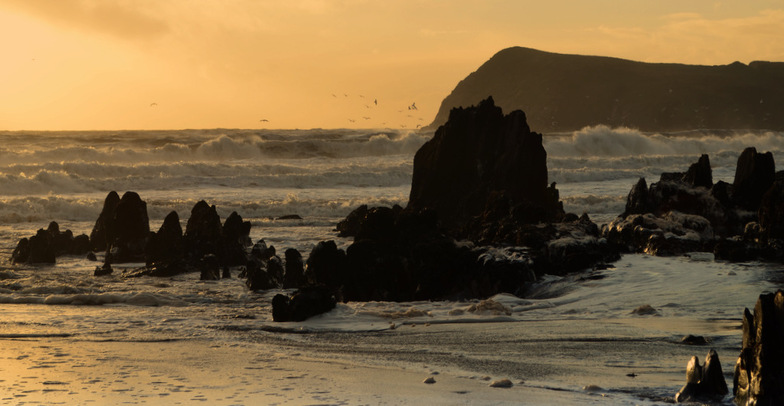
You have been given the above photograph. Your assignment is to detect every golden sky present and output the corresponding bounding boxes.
[1,0,783,131]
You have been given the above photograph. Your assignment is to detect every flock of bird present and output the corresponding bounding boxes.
[331,94,426,129]
[150,93,426,129]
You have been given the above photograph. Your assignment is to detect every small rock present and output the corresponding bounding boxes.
[681,334,709,345]
[583,384,603,392]
[423,377,436,384]
[631,304,659,316]
[489,379,513,388]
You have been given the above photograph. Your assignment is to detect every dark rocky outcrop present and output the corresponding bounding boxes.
[184,200,223,262]
[409,96,563,235]
[271,286,337,322]
[607,149,784,260]
[144,211,185,275]
[733,147,776,212]
[675,349,728,402]
[325,98,615,301]
[11,222,91,265]
[283,248,305,289]
[734,290,784,405]
[105,191,150,264]
[89,191,120,252]
[428,47,784,133]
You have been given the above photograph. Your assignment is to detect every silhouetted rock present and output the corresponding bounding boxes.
[27,229,56,264]
[221,211,252,267]
[184,200,222,261]
[272,286,337,322]
[304,241,347,289]
[199,254,220,280]
[759,180,784,242]
[605,212,714,256]
[245,258,277,291]
[409,97,563,236]
[145,211,185,274]
[10,238,30,264]
[283,248,305,289]
[428,47,784,133]
[733,147,775,212]
[734,290,784,405]
[336,205,368,237]
[90,191,120,251]
[70,234,91,255]
[683,154,713,189]
[105,191,150,264]
[624,178,651,216]
[675,349,728,402]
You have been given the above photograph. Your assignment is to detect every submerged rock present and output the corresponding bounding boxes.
[271,285,337,322]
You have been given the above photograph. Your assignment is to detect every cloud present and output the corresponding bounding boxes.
[2,0,169,41]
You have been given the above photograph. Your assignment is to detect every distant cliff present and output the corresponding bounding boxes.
[428,47,784,133]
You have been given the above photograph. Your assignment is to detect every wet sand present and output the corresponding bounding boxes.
[0,336,562,405]
[0,317,741,405]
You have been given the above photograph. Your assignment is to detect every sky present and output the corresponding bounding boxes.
[1,0,783,131]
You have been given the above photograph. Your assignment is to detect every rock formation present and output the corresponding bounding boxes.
[734,290,784,405]
[409,96,563,235]
[606,148,784,260]
[675,349,728,402]
[428,46,784,133]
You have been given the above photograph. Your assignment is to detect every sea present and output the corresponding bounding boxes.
[1,126,784,404]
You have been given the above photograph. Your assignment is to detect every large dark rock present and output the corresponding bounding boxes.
[304,241,347,289]
[758,180,784,242]
[27,229,56,264]
[220,211,252,267]
[408,96,563,235]
[733,147,775,212]
[105,191,150,264]
[675,349,728,402]
[335,204,368,238]
[144,211,186,275]
[624,178,651,216]
[683,154,713,189]
[272,286,337,322]
[283,248,305,289]
[184,200,223,261]
[89,191,120,251]
[734,290,784,405]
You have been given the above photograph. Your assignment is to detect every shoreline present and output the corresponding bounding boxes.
[1,313,742,405]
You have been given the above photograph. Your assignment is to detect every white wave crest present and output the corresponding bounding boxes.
[545,125,784,158]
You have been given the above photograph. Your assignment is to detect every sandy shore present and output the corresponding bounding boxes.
[0,336,613,405]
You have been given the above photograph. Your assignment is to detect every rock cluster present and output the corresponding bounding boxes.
[11,221,90,264]
[604,148,784,260]
[326,98,617,302]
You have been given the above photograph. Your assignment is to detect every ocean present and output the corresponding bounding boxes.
[1,126,784,404]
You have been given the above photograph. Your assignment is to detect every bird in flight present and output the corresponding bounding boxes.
[259,119,269,122]
[408,102,417,110]
[150,102,158,107]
